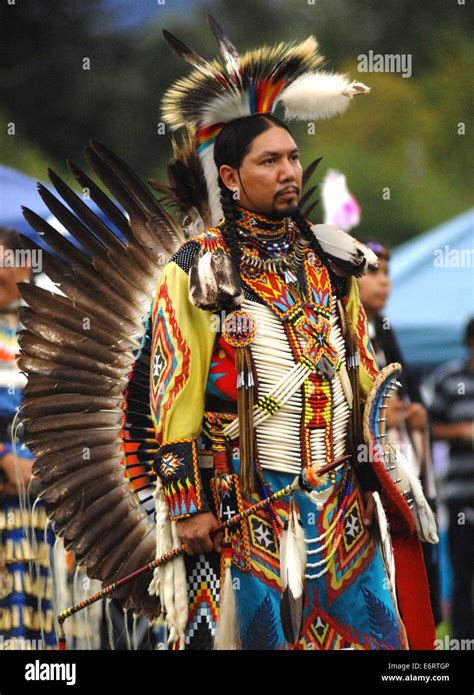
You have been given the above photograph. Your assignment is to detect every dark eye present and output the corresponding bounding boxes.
[263,158,275,164]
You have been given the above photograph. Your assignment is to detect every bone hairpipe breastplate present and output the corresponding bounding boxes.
[223,294,351,483]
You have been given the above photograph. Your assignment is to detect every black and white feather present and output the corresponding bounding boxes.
[311,223,379,277]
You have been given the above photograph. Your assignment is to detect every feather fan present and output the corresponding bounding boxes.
[17,140,198,619]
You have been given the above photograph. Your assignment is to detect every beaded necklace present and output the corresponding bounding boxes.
[234,205,310,298]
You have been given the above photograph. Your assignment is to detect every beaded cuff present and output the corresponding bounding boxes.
[153,437,211,520]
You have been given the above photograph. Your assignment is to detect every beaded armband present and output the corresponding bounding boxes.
[153,438,210,520]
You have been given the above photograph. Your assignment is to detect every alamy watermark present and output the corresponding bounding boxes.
[209,309,267,336]
[434,636,474,650]
[358,51,412,78]
[25,660,76,686]
[356,441,413,464]
[433,245,474,268]
[0,245,42,273]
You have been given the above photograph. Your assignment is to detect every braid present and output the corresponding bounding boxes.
[218,183,242,278]
[291,207,331,269]
[291,206,342,291]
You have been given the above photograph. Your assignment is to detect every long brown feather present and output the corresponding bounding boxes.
[161,29,220,79]
[104,526,155,600]
[207,14,240,79]
[24,411,121,435]
[33,448,122,484]
[22,373,121,398]
[47,169,154,296]
[19,310,130,365]
[299,184,318,209]
[19,331,127,380]
[67,160,159,275]
[87,140,184,255]
[18,355,125,395]
[302,156,323,188]
[302,200,319,220]
[18,236,142,339]
[21,394,121,418]
[25,428,120,458]
[30,178,152,308]
[17,283,139,353]
[62,487,128,539]
[90,522,148,580]
[38,464,121,506]
[49,472,125,526]
[70,499,135,555]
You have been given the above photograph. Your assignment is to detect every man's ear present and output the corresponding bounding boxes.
[219,164,239,191]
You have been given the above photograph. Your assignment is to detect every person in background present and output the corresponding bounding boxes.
[0,226,56,649]
[356,239,442,627]
[426,317,474,641]
[356,241,426,425]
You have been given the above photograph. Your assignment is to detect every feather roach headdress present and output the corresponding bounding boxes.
[161,15,370,225]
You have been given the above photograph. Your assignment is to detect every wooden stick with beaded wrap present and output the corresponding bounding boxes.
[56,453,351,648]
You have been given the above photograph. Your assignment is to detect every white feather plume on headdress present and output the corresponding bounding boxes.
[280,73,370,122]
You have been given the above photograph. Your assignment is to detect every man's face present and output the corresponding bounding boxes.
[219,126,303,218]
[357,258,392,315]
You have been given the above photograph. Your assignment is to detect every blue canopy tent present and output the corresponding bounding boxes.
[0,164,51,237]
[0,162,127,247]
[387,208,474,368]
